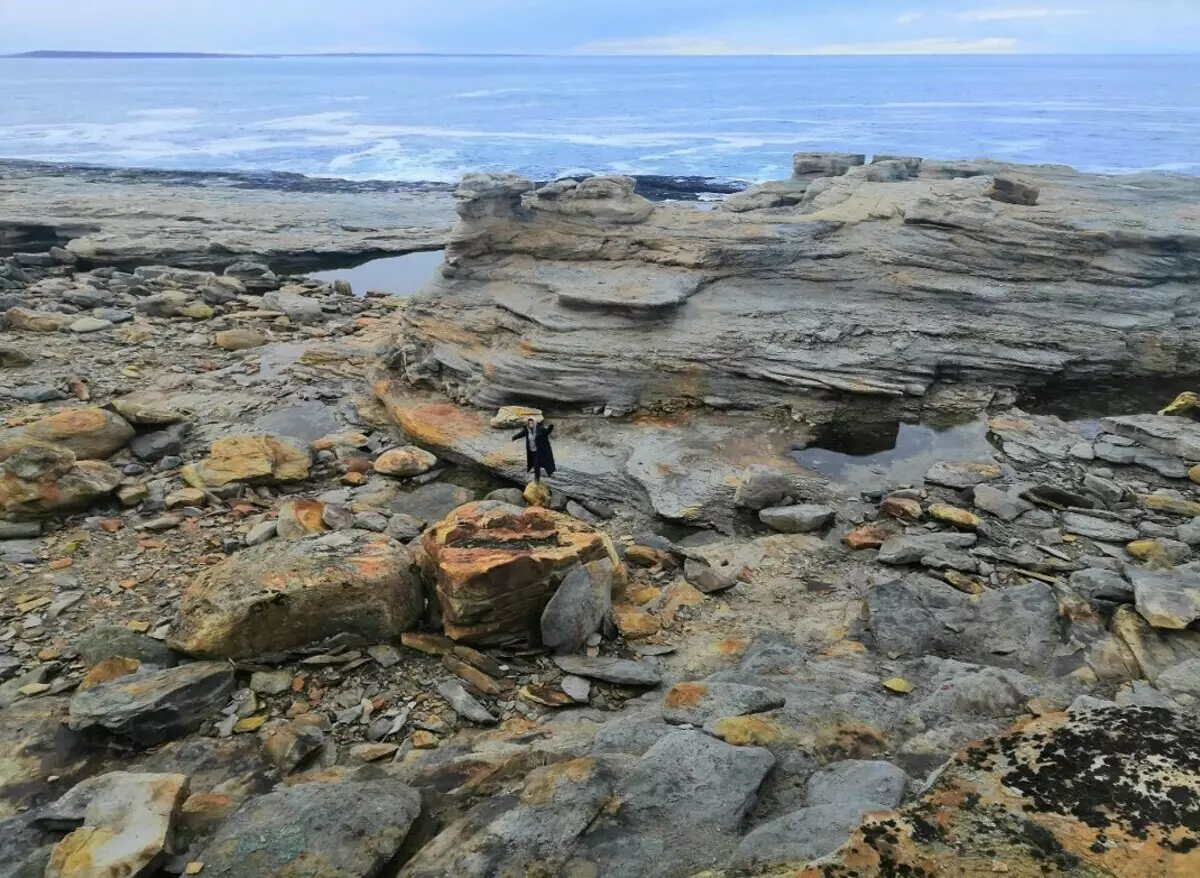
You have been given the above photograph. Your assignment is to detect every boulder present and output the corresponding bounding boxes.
[130,422,192,463]
[734,465,793,511]
[805,759,908,809]
[1132,567,1200,629]
[275,498,328,539]
[541,558,616,654]
[972,484,1033,522]
[1112,604,1200,683]
[391,483,476,523]
[259,716,327,776]
[419,501,620,642]
[68,662,234,747]
[5,307,68,332]
[523,481,551,507]
[8,407,133,460]
[78,625,177,668]
[169,534,422,659]
[792,707,1200,878]
[214,329,266,350]
[728,802,885,872]
[223,261,277,291]
[261,289,324,324]
[759,504,835,534]
[46,772,187,878]
[374,446,438,477]
[196,779,422,878]
[0,697,102,819]
[489,406,543,428]
[186,434,311,487]
[1069,568,1134,605]
[792,152,865,179]
[722,180,811,212]
[0,441,121,519]
[683,558,740,594]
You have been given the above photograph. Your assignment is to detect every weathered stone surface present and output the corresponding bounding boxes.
[761,707,1200,878]
[170,534,422,659]
[419,501,620,642]
[805,759,908,809]
[274,498,328,540]
[261,289,324,324]
[391,482,476,523]
[46,772,187,878]
[988,174,1040,205]
[553,655,662,687]
[1102,414,1200,461]
[0,441,121,519]
[734,465,793,511]
[876,532,976,566]
[188,434,311,488]
[374,446,438,477]
[78,626,177,669]
[1062,512,1140,543]
[68,662,234,746]
[214,328,266,350]
[1069,568,1134,605]
[683,557,740,593]
[1132,567,1200,629]
[0,697,104,819]
[196,779,422,878]
[729,802,885,872]
[541,558,615,654]
[661,681,784,726]
[923,460,1002,489]
[972,484,1033,522]
[759,504,835,534]
[1111,605,1200,683]
[260,716,327,776]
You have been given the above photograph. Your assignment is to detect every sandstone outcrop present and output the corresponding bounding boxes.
[418,501,622,643]
[169,533,423,659]
[392,154,1200,412]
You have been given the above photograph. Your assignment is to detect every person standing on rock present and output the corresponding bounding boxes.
[512,417,556,482]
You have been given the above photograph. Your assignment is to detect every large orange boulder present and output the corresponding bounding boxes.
[420,501,622,643]
[169,532,422,659]
[1,407,134,461]
[0,441,121,519]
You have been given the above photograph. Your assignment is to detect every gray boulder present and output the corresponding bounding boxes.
[805,759,908,809]
[129,422,192,462]
[1061,512,1139,543]
[391,483,476,523]
[733,465,792,511]
[1154,658,1200,706]
[197,779,422,877]
[261,289,325,324]
[728,802,880,871]
[541,558,614,654]
[759,504,835,534]
[1132,567,1200,629]
[1069,568,1134,605]
[972,484,1033,522]
[68,662,234,746]
[590,710,677,756]
[924,460,1000,490]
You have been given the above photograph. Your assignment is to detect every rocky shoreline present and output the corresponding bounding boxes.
[2,153,1200,877]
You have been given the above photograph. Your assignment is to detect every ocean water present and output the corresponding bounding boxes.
[1,54,1198,182]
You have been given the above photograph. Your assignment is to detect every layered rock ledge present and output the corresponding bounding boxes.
[393,156,1200,415]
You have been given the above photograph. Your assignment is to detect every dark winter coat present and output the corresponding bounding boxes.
[512,423,556,475]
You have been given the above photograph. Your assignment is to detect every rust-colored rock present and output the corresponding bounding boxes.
[420,501,622,643]
[169,533,422,659]
[880,497,922,521]
[0,440,122,519]
[843,523,896,550]
[374,446,438,477]
[275,498,328,540]
[15,407,134,460]
[80,657,142,691]
[185,434,311,488]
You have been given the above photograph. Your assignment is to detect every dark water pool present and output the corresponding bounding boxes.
[308,250,444,296]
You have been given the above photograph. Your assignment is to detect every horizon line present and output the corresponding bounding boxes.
[5,49,1200,60]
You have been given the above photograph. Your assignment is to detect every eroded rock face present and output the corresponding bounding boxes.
[761,707,1200,878]
[169,533,422,659]
[419,501,621,642]
[391,158,1200,420]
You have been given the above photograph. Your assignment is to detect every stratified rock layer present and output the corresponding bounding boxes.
[394,159,1200,415]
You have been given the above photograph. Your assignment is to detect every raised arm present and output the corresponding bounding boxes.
[544,423,554,436]
[511,429,525,441]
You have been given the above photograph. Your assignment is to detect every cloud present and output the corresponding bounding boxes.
[896,11,924,25]
[955,6,1087,21]
[571,35,1020,56]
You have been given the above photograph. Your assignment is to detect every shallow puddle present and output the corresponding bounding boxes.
[308,250,445,297]
[794,420,995,494]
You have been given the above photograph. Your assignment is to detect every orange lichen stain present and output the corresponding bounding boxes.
[710,715,787,747]
[654,462,672,475]
[664,682,709,709]
[715,638,748,657]
[816,640,868,660]
[814,721,887,761]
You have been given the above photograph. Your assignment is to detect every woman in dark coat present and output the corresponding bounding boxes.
[512,417,556,482]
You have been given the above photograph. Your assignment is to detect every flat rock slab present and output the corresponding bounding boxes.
[877,533,976,566]
[661,681,785,726]
[541,558,615,654]
[197,779,422,878]
[1102,414,1200,461]
[435,679,497,725]
[1061,512,1139,543]
[68,662,234,747]
[553,655,663,687]
[46,772,187,878]
[1132,567,1200,630]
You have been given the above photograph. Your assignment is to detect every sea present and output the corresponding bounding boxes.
[2,54,1199,183]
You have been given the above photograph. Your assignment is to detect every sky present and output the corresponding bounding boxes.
[2,0,1199,56]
